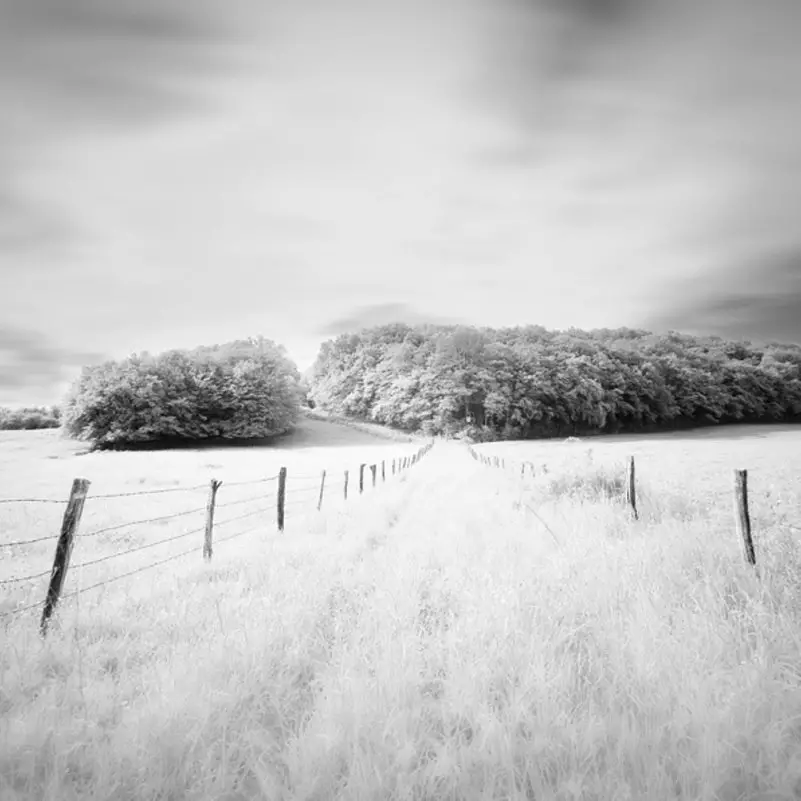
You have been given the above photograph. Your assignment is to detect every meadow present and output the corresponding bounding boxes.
[2,421,801,799]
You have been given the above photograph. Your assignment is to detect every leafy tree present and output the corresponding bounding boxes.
[62,336,302,448]
[308,322,801,441]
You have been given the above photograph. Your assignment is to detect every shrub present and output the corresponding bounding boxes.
[0,406,61,430]
[62,337,304,448]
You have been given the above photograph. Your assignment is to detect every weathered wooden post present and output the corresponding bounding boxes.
[344,470,349,500]
[40,477,91,637]
[734,469,756,566]
[359,464,366,494]
[392,458,396,476]
[204,478,222,560]
[277,467,287,531]
[370,464,377,488]
[381,460,386,482]
[317,469,326,511]
[626,456,638,520]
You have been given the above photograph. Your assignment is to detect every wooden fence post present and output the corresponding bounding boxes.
[317,469,326,511]
[381,460,386,482]
[370,464,377,488]
[626,456,638,520]
[734,469,756,566]
[204,478,222,561]
[40,477,91,637]
[277,467,287,531]
[344,470,349,500]
[359,464,366,494]
[392,458,396,476]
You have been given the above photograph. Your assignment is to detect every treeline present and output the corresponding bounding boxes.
[307,323,801,440]
[63,336,303,449]
[0,405,61,430]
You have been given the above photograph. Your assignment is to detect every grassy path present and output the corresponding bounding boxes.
[3,437,801,799]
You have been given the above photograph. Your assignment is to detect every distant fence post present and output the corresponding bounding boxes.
[359,464,366,494]
[40,477,91,637]
[370,464,377,488]
[734,469,756,566]
[277,467,287,531]
[344,470,349,500]
[204,478,222,561]
[317,469,326,511]
[520,464,525,478]
[626,456,638,520]
[381,460,386,482]
[392,458,396,476]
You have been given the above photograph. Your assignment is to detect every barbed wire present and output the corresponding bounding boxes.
[1,532,61,548]
[220,476,278,488]
[71,525,208,571]
[80,505,206,538]
[0,522,265,622]
[214,491,270,510]
[0,497,67,505]
[286,485,319,496]
[0,566,53,586]
[89,483,209,500]
[213,505,274,530]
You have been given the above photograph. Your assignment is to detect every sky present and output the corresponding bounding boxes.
[2,0,800,406]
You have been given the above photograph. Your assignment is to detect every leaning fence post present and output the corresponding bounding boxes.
[344,470,349,500]
[370,464,377,488]
[626,456,638,520]
[204,478,222,561]
[317,469,326,511]
[40,477,91,637]
[734,469,756,566]
[277,467,287,531]
[359,464,366,494]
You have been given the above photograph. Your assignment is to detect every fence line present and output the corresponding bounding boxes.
[466,443,775,570]
[1,441,435,634]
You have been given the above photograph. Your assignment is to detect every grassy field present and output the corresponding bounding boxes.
[2,421,801,799]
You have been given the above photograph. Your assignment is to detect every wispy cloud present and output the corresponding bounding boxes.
[2,0,800,405]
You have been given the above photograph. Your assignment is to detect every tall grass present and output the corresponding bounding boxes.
[2,436,801,799]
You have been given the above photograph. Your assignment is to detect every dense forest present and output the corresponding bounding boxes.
[62,336,303,449]
[307,324,801,440]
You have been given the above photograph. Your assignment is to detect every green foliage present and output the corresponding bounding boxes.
[62,336,303,448]
[308,323,801,441]
[0,405,61,430]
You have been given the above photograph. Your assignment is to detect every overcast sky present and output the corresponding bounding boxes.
[2,0,800,406]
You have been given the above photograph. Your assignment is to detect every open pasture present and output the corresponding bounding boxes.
[2,424,801,800]
[0,417,424,622]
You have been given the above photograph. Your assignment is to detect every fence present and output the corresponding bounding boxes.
[1,441,435,635]
[465,443,796,571]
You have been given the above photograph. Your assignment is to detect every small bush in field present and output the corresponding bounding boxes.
[0,406,61,430]
[61,337,304,449]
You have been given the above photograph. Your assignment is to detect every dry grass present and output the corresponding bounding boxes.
[2,422,801,799]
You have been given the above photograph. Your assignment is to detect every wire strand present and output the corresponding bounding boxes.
[0,498,66,505]
[88,483,209,500]
[1,533,61,548]
[81,506,206,538]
